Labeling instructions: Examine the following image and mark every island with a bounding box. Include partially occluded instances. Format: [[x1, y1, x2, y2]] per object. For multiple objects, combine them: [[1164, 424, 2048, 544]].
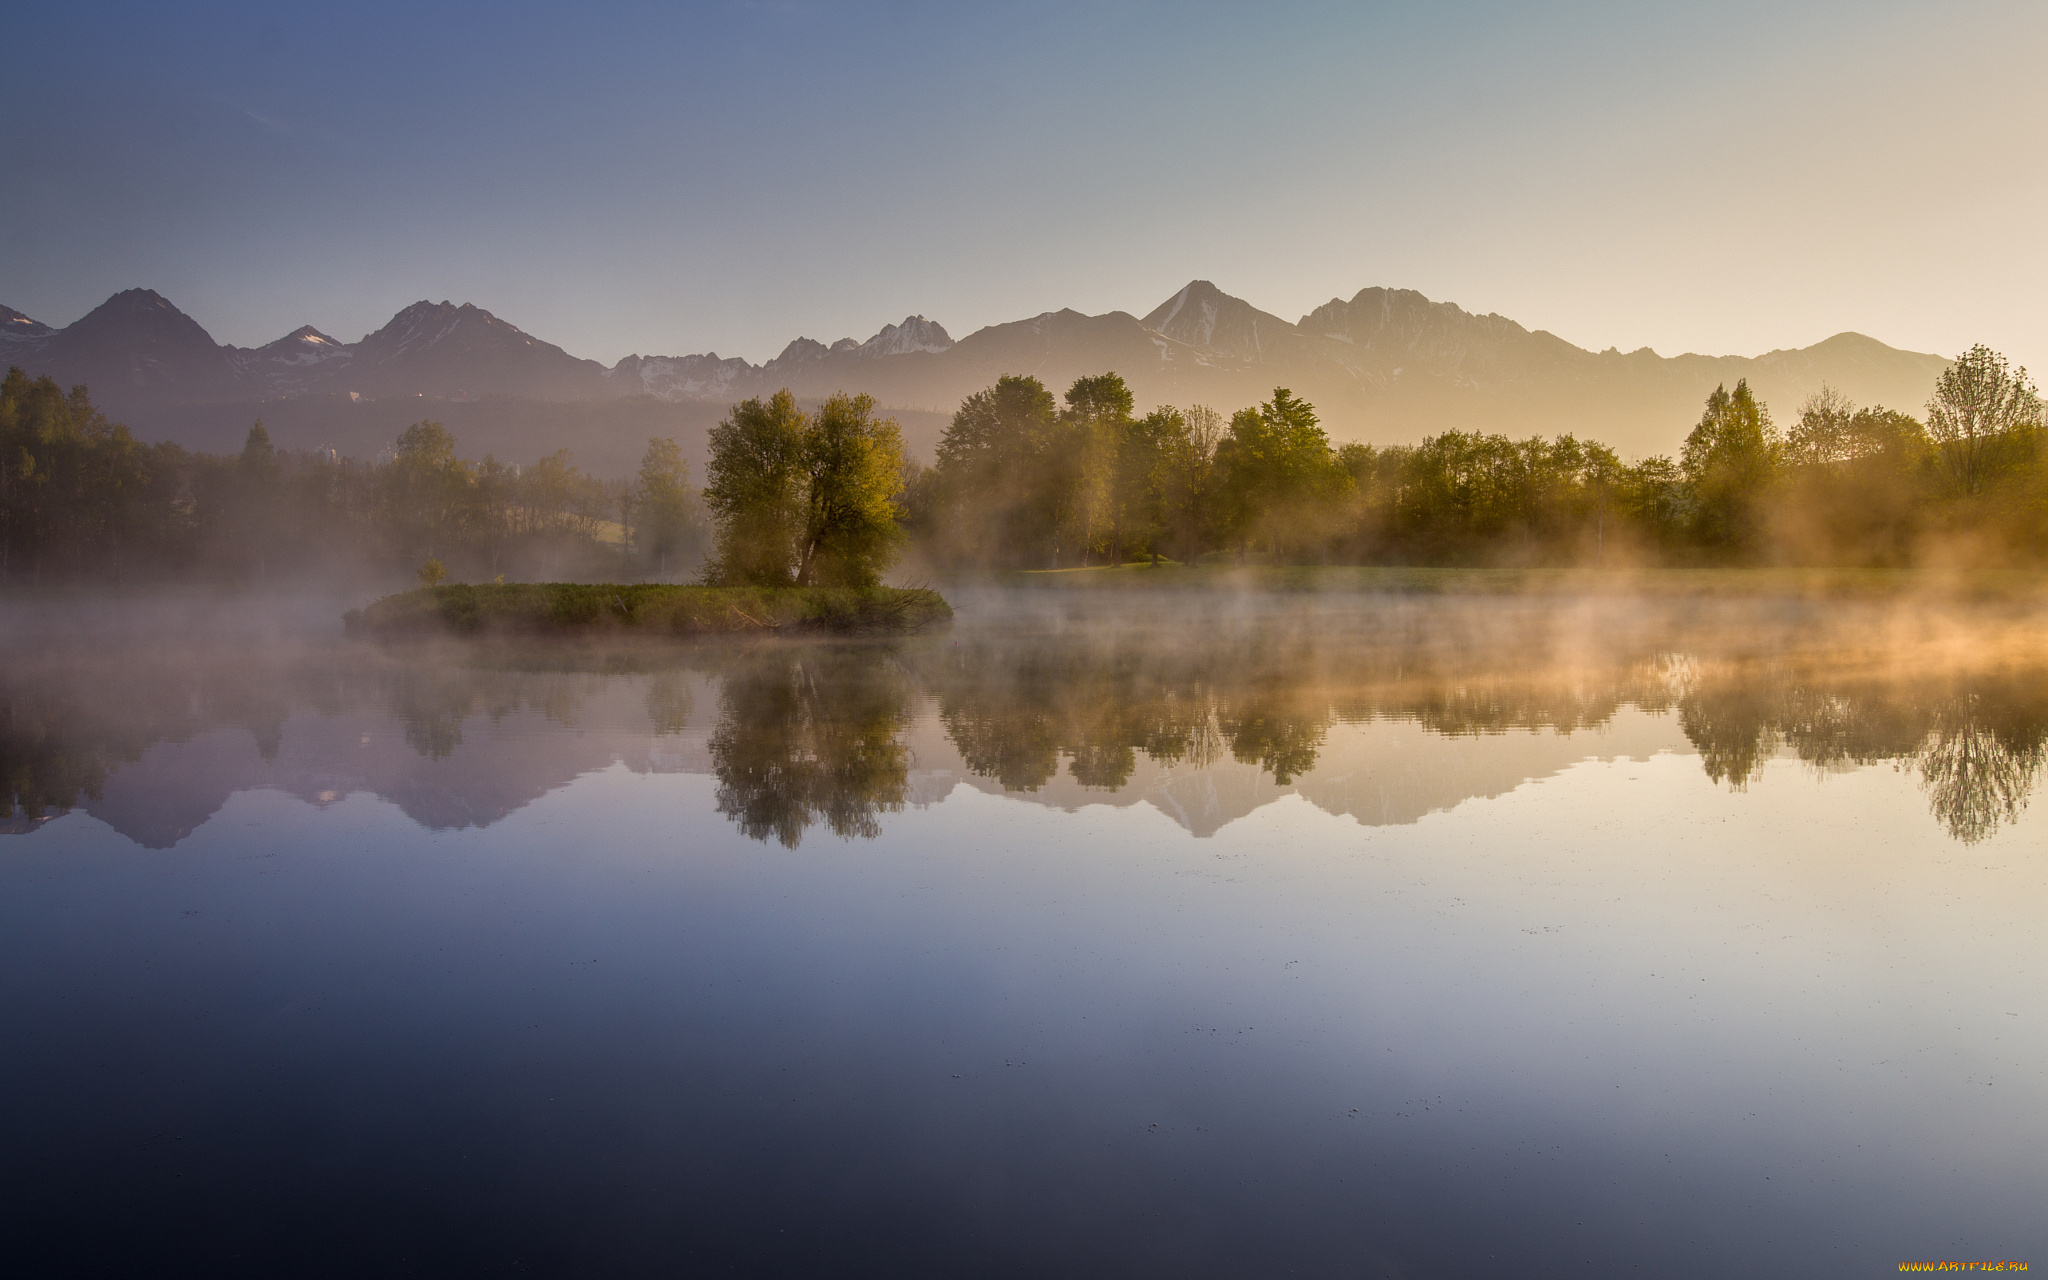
[[344, 583, 952, 638]]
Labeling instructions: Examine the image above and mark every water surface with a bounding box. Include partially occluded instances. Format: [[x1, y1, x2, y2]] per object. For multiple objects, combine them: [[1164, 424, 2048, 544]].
[[3, 590, 2042, 1275]]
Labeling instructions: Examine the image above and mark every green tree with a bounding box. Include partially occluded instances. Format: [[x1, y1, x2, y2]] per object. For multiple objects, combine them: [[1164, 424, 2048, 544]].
[[1926, 344, 2041, 495], [703, 389, 907, 587], [634, 436, 701, 579], [1780, 388, 1933, 564], [1214, 388, 1349, 560], [794, 392, 906, 587], [1061, 373, 1136, 564], [1112, 407, 1192, 564], [702, 391, 808, 585], [1158, 405, 1223, 563], [931, 375, 1067, 567], [1680, 380, 1780, 555], [232, 421, 283, 577], [387, 420, 472, 560], [0, 368, 183, 582]]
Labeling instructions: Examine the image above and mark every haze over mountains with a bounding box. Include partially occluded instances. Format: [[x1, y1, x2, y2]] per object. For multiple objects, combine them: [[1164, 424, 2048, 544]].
[[2, 282, 1950, 473]]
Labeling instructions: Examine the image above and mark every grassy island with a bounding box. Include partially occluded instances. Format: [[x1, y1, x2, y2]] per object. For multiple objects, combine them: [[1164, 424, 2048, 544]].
[[345, 583, 952, 638]]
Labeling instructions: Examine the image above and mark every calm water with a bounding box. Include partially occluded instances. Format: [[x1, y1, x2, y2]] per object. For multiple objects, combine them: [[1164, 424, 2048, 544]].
[[3, 589, 2043, 1276]]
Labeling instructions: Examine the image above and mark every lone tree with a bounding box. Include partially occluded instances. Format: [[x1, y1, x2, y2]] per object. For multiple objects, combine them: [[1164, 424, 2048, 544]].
[[702, 389, 905, 587], [1926, 345, 2042, 495]]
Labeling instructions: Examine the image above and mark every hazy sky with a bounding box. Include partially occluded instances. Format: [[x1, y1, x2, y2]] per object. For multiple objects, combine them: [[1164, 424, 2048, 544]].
[[5, 0, 2043, 371]]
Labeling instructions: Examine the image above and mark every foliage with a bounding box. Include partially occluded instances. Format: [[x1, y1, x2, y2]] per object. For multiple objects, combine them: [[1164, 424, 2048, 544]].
[[702, 390, 808, 586], [929, 374, 1069, 568], [794, 393, 907, 587], [0, 367, 185, 582], [14, 338, 2048, 586], [1214, 388, 1351, 559], [0, 367, 708, 586], [633, 436, 703, 578], [1926, 345, 2042, 496], [1680, 380, 1780, 554], [703, 389, 906, 587]]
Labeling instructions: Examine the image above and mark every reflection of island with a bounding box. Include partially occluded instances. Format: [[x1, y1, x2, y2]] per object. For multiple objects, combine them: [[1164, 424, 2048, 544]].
[[4, 601, 2046, 848]]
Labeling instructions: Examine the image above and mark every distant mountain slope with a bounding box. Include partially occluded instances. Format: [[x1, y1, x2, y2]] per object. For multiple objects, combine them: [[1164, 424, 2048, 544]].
[[340, 301, 610, 399], [21, 289, 242, 401], [1, 281, 1951, 463], [232, 325, 352, 393], [1, 303, 54, 343]]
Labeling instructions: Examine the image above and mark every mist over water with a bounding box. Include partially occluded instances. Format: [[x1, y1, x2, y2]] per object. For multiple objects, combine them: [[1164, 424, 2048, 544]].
[[3, 588, 2044, 1274]]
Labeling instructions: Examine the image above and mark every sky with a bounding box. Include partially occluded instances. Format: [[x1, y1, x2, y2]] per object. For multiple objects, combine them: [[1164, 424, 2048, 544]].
[[3, 0, 2044, 371]]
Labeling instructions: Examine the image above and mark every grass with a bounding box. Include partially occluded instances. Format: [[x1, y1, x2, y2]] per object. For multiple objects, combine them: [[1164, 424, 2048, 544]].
[[994, 562, 2048, 598], [345, 582, 953, 637]]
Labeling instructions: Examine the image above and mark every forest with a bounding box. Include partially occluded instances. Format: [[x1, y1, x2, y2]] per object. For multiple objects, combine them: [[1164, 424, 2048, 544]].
[[904, 347, 2047, 573], [3, 342, 2044, 586], [0, 366, 706, 586]]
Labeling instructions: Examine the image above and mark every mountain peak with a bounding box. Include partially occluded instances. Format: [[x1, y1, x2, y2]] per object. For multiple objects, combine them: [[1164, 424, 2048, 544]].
[[238, 323, 354, 379], [858, 315, 952, 358], [766, 337, 833, 366], [271, 325, 343, 348], [101, 287, 177, 310], [1142, 280, 1296, 359]]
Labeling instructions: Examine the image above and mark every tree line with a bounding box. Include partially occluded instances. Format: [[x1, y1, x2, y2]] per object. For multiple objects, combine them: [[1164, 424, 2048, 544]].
[[888, 345, 2046, 572], [0, 366, 706, 585], [7, 340, 2045, 585]]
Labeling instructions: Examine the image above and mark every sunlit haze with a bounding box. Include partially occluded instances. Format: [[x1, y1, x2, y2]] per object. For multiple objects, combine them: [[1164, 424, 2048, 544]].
[[5, 0, 2043, 369]]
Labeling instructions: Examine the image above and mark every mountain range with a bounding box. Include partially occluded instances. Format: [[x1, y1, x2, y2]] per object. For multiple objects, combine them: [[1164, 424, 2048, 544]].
[[0, 282, 1951, 470]]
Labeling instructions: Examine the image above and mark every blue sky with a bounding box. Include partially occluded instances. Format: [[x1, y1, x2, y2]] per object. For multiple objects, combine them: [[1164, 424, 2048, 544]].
[[4, 0, 2043, 371]]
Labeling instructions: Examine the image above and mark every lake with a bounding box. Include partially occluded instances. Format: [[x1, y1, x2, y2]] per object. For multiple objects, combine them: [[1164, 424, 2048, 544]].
[[2, 588, 2042, 1276]]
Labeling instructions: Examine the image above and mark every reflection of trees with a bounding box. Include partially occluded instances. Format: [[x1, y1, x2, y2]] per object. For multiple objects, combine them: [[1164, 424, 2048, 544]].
[[1394, 676, 1647, 739], [919, 620, 2048, 846], [1, 658, 218, 826], [708, 648, 912, 847], [1675, 669, 2048, 842], [930, 637, 1272, 791], [1, 693, 113, 827], [390, 668, 477, 760], [1678, 683, 1780, 788], [921, 630, 1641, 794], [1919, 693, 2046, 845], [1217, 700, 1326, 785], [645, 673, 693, 736], [9, 606, 2048, 850]]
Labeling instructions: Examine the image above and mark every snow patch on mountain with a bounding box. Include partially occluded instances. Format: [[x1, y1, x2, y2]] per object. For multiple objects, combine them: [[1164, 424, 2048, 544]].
[[608, 352, 756, 402], [257, 326, 350, 367], [1, 304, 54, 346], [857, 315, 952, 357]]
